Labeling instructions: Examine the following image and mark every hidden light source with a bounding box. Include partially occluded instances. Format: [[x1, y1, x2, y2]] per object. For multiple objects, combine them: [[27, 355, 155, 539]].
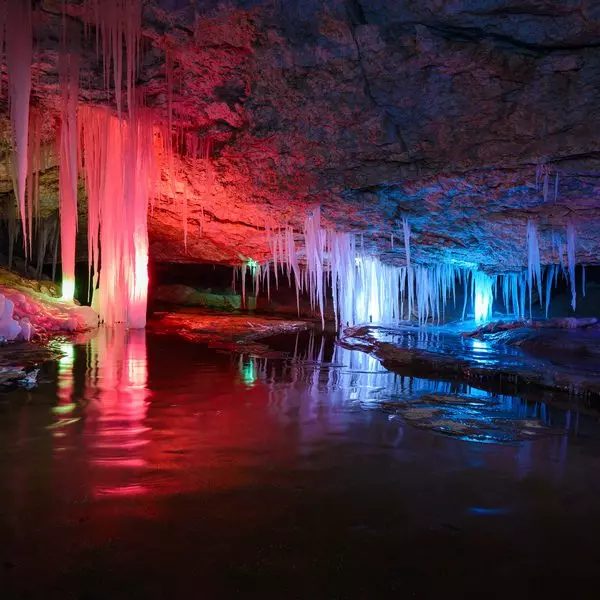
[[472, 272, 493, 322], [61, 277, 76, 302], [474, 288, 492, 322]]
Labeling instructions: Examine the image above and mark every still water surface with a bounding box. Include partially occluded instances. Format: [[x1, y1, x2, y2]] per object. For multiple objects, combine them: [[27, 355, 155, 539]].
[[1, 326, 600, 598]]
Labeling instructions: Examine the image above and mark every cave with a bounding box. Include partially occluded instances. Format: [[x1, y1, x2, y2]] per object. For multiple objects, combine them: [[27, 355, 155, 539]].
[[1, 1, 600, 598]]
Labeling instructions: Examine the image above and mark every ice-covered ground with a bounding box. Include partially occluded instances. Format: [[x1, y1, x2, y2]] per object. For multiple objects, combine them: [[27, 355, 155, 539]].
[[0, 268, 98, 342]]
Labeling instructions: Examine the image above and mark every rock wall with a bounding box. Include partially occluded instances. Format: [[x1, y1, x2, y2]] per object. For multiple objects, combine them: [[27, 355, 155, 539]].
[[1, 0, 600, 271]]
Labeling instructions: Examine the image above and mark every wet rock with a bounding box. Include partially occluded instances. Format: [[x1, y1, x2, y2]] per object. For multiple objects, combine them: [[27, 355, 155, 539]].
[[342, 324, 600, 399], [148, 310, 310, 356], [390, 391, 560, 443], [3, 2, 600, 269], [154, 284, 244, 310]]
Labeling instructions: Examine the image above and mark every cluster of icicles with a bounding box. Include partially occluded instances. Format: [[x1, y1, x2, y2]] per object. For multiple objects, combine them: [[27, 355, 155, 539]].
[[0, 1, 587, 335], [234, 210, 584, 330], [0, 0, 155, 328]]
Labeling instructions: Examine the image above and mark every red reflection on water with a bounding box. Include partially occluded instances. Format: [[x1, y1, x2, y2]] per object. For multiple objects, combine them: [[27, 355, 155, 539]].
[[84, 327, 149, 498]]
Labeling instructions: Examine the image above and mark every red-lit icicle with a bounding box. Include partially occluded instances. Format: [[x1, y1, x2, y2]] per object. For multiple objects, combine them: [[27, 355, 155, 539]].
[[59, 52, 80, 300], [85, 0, 141, 118], [80, 106, 155, 327], [5, 0, 32, 255], [126, 113, 154, 328]]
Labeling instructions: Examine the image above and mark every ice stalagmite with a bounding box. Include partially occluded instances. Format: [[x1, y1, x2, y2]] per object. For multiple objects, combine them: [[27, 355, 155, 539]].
[[5, 0, 32, 253], [58, 52, 80, 300]]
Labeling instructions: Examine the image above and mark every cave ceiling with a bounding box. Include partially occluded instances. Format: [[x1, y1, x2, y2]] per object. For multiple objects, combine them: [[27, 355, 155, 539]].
[[1, 0, 600, 271]]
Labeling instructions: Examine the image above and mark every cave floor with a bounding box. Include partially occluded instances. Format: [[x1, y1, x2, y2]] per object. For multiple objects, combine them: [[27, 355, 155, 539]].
[[2, 324, 600, 599]]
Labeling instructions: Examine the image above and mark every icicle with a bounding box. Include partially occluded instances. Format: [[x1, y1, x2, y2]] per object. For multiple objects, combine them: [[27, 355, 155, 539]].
[[582, 265, 586, 298], [554, 172, 559, 202], [241, 263, 247, 308], [544, 265, 555, 319], [58, 51, 80, 301], [79, 106, 156, 327], [26, 111, 35, 256], [526, 219, 542, 317], [28, 109, 42, 244], [7, 199, 16, 269], [6, 0, 33, 254], [52, 223, 60, 282], [303, 208, 325, 327], [85, 0, 142, 119], [567, 222, 577, 311], [402, 217, 411, 268]]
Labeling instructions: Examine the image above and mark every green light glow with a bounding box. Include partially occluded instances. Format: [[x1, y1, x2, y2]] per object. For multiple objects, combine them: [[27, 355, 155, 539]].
[[247, 258, 258, 274], [240, 359, 256, 385], [52, 403, 76, 415]]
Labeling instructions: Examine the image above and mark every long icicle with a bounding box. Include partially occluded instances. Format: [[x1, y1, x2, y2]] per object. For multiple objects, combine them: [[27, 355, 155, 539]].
[[80, 106, 155, 327], [5, 0, 32, 256], [567, 222, 577, 311], [58, 51, 80, 300], [526, 219, 542, 318]]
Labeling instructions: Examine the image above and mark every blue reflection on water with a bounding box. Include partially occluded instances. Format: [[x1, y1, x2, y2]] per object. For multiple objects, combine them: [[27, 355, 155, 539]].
[[250, 330, 583, 446]]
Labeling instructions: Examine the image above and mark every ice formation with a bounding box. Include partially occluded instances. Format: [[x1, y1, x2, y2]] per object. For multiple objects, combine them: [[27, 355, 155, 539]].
[[79, 106, 156, 328], [526, 219, 542, 317], [58, 51, 80, 301], [84, 0, 142, 118], [472, 272, 493, 322], [0, 285, 98, 342], [0, 3, 587, 338], [5, 0, 33, 252], [567, 222, 577, 311], [256, 212, 587, 330]]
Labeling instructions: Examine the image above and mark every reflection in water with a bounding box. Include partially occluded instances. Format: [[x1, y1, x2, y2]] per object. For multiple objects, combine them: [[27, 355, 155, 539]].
[[35, 327, 600, 501], [49, 341, 78, 442], [84, 327, 149, 498], [241, 331, 588, 481], [367, 324, 547, 373], [4, 327, 600, 600]]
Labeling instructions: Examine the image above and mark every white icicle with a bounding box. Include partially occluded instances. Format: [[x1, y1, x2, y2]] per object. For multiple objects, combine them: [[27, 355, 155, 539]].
[[567, 222, 577, 311], [5, 0, 32, 254], [526, 219, 543, 317]]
